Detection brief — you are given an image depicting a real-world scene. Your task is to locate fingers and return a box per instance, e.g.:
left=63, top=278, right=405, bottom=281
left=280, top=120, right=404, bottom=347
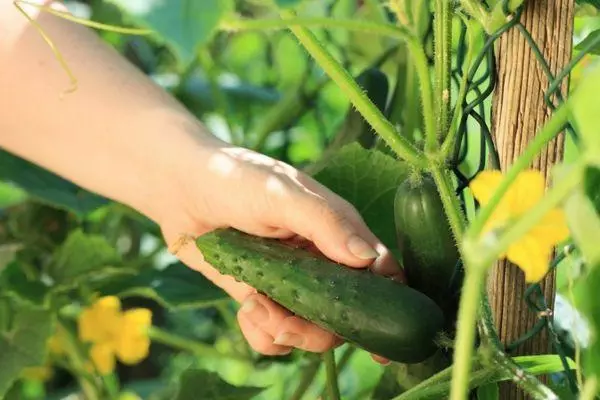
left=237, top=293, right=342, bottom=354
left=275, top=190, right=380, bottom=269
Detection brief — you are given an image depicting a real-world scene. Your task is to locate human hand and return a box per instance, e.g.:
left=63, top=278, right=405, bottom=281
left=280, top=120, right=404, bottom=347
left=158, top=134, right=404, bottom=362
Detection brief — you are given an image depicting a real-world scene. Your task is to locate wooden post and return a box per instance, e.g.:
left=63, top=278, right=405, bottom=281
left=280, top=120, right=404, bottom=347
left=489, top=0, right=574, bottom=398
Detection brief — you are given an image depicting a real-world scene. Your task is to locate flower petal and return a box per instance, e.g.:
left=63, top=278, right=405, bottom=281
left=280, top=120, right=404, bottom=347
left=531, top=208, right=570, bottom=246
left=469, top=170, right=503, bottom=205
left=78, top=296, right=122, bottom=343
left=115, top=308, right=152, bottom=365
left=115, top=335, right=151, bottom=365
left=90, top=342, right=116, bottom=375
left=510, top=170, right=546, bottom=214
left=506, top=234, right=552, bottom=283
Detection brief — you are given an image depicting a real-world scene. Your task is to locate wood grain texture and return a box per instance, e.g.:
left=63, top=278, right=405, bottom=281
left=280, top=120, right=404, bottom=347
left=489, top=0, right=574, bottom=398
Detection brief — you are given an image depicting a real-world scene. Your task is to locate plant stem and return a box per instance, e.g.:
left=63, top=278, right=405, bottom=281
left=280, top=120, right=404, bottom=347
left=459, top=0, right=488, bottom=23
left=430, top=165, right=467, bottom=241
left=449, top=263, right=487, bottom=400
left=443, top=19, right=481, bottom=159
left=408, top=40, right=436, bottom=146
left=57, top=322, right=101, bottom=400
left=280, top=9, right=428, bottom=169
left=320, top=346, right=357, bottom=399
left=580, top=377, right=598, bottom=400
left=148, top=326, right=250, bottom=363
left=290, top=355, right=322, bottom=400
left=450, top=163, right=583, bottom=399
left=222, top=17, right=413, bottom=42
left=467, top=103, right=570, bottom=238
left=431, top=0, right=452, bottom=152
left=323, top=350, right=341, bottom=400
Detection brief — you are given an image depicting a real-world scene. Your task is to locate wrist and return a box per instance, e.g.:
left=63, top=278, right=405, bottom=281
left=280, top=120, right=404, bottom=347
left=133, top=113, right=225, bottom=229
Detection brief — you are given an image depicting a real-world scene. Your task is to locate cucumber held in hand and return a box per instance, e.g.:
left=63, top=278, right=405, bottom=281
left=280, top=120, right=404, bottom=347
left=195, top=228, right=444, bottom=364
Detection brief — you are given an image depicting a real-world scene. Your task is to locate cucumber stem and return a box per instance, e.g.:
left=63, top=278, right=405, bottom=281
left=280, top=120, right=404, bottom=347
left=324, top=350, right=341, bottom=400
left=280, top=9, right=428, bottom=169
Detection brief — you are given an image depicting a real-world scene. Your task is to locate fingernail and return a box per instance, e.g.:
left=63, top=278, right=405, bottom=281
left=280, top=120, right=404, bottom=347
left=240, top=299, right=269, bottom=324
left=347, top=235, right=379, bottom=260
left=273, top=332, right=304, bottom=348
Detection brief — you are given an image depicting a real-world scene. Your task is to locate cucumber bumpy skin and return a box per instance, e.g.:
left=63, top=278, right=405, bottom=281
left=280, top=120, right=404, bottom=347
left=196, top=228, right=445, bottom=364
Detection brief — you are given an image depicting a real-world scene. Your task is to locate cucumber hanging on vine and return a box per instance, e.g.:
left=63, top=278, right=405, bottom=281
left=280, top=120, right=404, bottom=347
left=196, top=228, right=444, bottom=363
left=394, top=174, right=463, bottom=318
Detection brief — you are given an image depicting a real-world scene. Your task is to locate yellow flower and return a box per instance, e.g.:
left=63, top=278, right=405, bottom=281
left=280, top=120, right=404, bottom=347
left=78, top=296, right=122, bottom=343
left=78, top=296, right=152, bottom=375
left=470, top=170, right=570, bottom=282
left=115, top=309, right=152, bottom=365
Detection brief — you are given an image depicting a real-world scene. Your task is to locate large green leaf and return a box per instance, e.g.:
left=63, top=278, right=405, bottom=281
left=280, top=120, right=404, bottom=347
left=174, top=369, right=265, bottom=400
left=0, top=303, right=54, bottom=398
left=0, top=151, right=108, bottom=217
left=48, top=229, right=121, bottom=284
left=101, top=262, right=228, bottom=310
left=108, top=0, right=234, bottom=68
left=312, top=143, right=409, bottom=250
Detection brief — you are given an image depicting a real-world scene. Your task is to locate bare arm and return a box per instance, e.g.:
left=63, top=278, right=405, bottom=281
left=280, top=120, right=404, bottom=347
left=0, top=0, right=216, bottom=225
left=0, top=0, right=400, bottom=360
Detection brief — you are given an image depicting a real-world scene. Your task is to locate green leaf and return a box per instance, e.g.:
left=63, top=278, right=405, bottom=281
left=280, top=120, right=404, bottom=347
left=174, top=369, right=265, bottom=400
left=312, top=143, right=410, bottom=250
left=575, top=29, right=600, bottom=54
left=0, top=262, right=49, bottom=306
left=0, top=151, right=108, bottom=217
left=584, top=166, right=600, bottom=215
left=100, top=262, right=228, bottom=310
left=570, top=64, right=600, bottom=153
left=476, top=383, right=499, bottom=400
left=48, top=229, right=121, bottom=285
left=577, top=0, right=600, bottom=8
left=575, top=263, right=600, bottom=379
left=565, top=190, right=600, bottom=266
left=0, top=302, right=54, bottom=398
left=108, top=0, right=234, bottom=68
left=0, top=182, right=27, bottom=209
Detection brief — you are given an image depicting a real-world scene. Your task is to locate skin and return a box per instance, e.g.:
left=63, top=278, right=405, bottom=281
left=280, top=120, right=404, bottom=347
left=0, top=0, right=403, bottom=362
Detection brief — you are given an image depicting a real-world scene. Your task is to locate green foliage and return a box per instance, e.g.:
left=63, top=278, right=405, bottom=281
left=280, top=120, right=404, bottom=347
left=274, top=0, right=304, bottom=8
left=173, top=369, right=265, bottom=400
left=476, top=383, right=499, bottom=400
left=0, top=302, right=54, bottom=398
left=0, top=151, right=108, bottom=217
left=312, top=143, right=410, bottom=250
left=101, top=262, right=228, bottom=310
left=575, top=29, right=600, bottom=54
left=48, top=229, right=122, bottom=284
left=107, top=0, right=234, bottom=68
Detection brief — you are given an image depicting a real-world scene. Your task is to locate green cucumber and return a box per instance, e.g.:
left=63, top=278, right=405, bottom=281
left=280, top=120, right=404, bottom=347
left=196, top=228, right=444, bottom=364
left=394, top=175, right=462, bottom=314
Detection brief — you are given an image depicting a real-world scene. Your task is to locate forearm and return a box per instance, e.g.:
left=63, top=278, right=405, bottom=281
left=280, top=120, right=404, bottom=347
left=0, top=1, right=219, bottom=224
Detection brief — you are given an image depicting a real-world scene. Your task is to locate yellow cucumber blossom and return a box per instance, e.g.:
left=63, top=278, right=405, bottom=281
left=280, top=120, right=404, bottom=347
left=469, top=170, right=570, bottom=282
left=78, top=296, right=152, bottom=375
